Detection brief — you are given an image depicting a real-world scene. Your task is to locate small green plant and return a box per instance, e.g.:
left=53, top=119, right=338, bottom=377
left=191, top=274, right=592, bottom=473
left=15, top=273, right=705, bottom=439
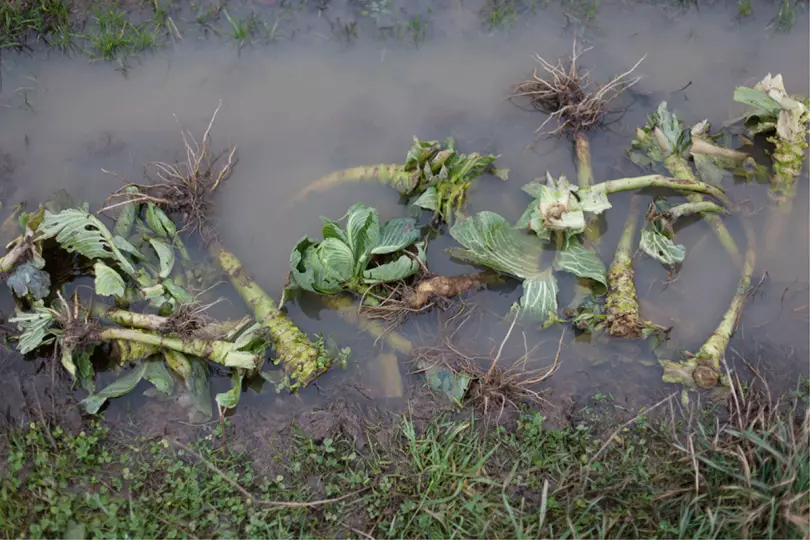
left=737, top=0, right=752, bottom=18
left=769, top=0, right=797, bottom=31
left=0, top=0, right=70, bottom=49
left=222, top=8, right=258, bottom=45
left=85, top=4, right=160, bottom=61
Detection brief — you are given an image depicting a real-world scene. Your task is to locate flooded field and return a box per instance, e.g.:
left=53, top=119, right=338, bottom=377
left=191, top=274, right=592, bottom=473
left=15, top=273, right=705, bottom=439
left=0, top=0, right=808, bottom=428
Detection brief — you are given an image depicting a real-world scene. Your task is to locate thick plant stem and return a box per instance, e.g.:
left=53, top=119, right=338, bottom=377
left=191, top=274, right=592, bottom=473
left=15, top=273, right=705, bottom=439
left=209, top=241, right=326, bottom=389
left=102, top=307, right=251, bottom=341
left=662, top=224, right=756, bottom=389
left=664, top=156, right=742, bottom=266
left=690, top=138, right=750, bottom=163
left=665, top=201, right=727, bottom=220
left=605, top=196, right=645, bottom=338
left=104, top=309, right=168, bottom=331
left=295, top=164, right=414, bottom=202
left=575, top=132, right=601, bottom=243
left=591, top=174, right=729, bottom=204
left=575, top=132, right=594, bottom=188
left=98, top=327, right=260, bottom=369
left=324, top=294, right=414, bottom=356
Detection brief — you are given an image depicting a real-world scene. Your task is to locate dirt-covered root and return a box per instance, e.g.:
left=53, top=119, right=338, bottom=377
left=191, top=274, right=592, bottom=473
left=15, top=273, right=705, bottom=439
left=403, top=273, right=493, bottom=309
left=162, top=302, right=213, bottom=338
left=362, top=272, right=497, bottom=327
left=509, top=40, right=644, bottom=137
left=101, top=102, right=236, bottom=239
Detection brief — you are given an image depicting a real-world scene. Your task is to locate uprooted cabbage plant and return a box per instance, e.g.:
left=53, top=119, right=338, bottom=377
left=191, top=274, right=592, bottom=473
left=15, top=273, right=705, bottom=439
left=295, top=136, right=508, bottom=224
left=4, top=195, right=342, bottom=419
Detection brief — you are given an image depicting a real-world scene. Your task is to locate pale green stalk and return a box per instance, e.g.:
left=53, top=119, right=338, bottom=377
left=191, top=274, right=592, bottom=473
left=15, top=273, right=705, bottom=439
left=663, top=156, right=742, bottom=266
left=295, top=164, right=413, bottom=202
left=662, top=224, right=755, bottom=389
left=98, top=327, right=259, bottom=370
left=591, top=174, right=729, bottom=204
left=210, top=241, right=328, bottom=389
left=605, top=195, right=645, bottom=338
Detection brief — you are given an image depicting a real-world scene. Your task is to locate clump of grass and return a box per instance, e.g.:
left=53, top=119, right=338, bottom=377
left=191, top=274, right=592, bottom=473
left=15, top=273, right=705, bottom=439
left=85, top=4, right=161, bottom=61
left=0, top=0, right=70, bottom=49
left=2, top=377, right=808, bottom=538
left=768, top=0, right=798, bottom=31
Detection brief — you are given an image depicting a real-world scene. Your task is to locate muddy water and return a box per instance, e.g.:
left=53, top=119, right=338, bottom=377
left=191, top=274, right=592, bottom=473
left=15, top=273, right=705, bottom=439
left=1, top=2, right=807, bottom=419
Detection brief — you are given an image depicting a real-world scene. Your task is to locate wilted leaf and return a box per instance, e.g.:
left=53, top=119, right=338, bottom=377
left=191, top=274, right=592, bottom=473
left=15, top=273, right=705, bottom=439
left=363, top=253, right=420, bottom=284
left=412, top=186, right=439, bottom=212
left=516, top=270, right=559, bottom=323
left=145, top=203, right=177, bottom=239
left=112, top=187, right=140, bottom=238
left=553, top=238, right=608, bottom=288
left=9, top=305, right=57, bottom=354
left=37, top=209, right=135, bottom=276
left=82, top=363, right=148, bottom=414
left=640, top=226, right=686, bottom=266
left=425, top=364, right=471, bottom=404
left=148, top=238, right=175, bottom=279
left=75, top=347, right=95, bottom=393
left=144, top=361, right=175, bottom=395
left=448, top=211, right=545, bottom=280
left=215, top=370, right=244, bottom=410
left=6, top=261, right=51, bottom=300
left=94, top=261, right=126, bottom=298
left=113, top=235, right=146, bottom=260
left=186, top=356, right=213, bottom=421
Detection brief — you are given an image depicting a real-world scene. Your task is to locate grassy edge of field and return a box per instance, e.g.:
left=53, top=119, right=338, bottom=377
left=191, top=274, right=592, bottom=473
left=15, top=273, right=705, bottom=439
left=1, top=0, right=804, bottom=62
left=1, top=376, right=807, bottom=539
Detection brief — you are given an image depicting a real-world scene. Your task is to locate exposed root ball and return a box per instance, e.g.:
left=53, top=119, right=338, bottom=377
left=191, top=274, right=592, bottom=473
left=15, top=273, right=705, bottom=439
left=163, top=303, right=210, bottom=338
left=404, top=274, right=489, bottom=310
left=510, top=42, right=644, bottom=137
left=102, top=102, right=236, bottom=239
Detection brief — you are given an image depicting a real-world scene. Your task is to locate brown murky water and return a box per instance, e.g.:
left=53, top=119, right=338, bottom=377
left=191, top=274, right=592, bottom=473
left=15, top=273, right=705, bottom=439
left=1, top=1, right=807, bottom=419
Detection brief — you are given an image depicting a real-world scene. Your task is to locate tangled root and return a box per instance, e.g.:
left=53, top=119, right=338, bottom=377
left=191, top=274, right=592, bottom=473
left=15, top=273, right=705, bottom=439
left=510, top=41, right=644, bottom=138
left=102, top=102, right=236, bottom=240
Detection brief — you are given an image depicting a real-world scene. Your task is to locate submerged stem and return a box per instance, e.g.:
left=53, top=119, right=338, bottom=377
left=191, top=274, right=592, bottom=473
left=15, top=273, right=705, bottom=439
left=323, top=294, right=414, bottom=356
left=295, top=164, right=413, bottom=202
left=663, top=156, right=742, bottom=266
left=592, top=174, right=728, bottom=204
left=662, top=224, right=756, bottom=389
left=575, top=132, right=593, bottom=188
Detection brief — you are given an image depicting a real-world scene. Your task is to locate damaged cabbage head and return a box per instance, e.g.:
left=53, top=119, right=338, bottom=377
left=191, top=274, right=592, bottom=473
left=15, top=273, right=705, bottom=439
left=629, top=102, right=743, bottom=265
left=734, top=73, right=809, bottom=203
left=289, top=202, right=425, bottom=303
left=295, top=136, right=508, bottom=225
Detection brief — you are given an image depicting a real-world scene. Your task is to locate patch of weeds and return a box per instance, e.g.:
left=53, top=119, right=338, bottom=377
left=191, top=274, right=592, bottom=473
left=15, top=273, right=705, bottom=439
left=562, top=0, right=601, bottom=23
left=1, top=380, right=807, bottom=538
left=84, top=4, right=162, bottom=61
left=768, top=0, right=798, bottom=31
left=396, top=14, right=428, bottom=47
left=222, top=8, right=261, bottom=45
left=0, top=0, right=70, bottom=49
left=737, top=0, right=752, bottom=18
left=483, top=0, right=519, bottom=30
